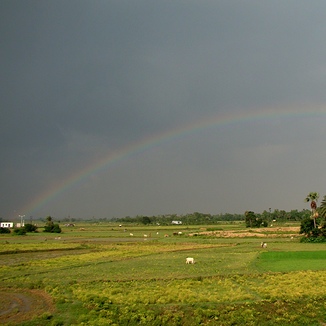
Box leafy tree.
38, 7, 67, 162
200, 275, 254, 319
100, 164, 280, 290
305, 192, 319, 228
44, 223, 62, 233
46, 215, 53, 224
245, 211, 256, 227
245, 211, 267, 228
300, 218, 315, 237
299, 198, 326, 240
319, 222, 326, 237
141, 216, 151, 225
24, 223, 38, 232
43, 216, 62, 233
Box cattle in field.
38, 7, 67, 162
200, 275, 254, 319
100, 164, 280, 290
186, 257, 195, 264
172, 231, 183, 236
261, 242, 267, 248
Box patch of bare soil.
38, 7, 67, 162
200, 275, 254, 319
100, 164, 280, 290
0, 288, 55, 324
189, 227, 300, 238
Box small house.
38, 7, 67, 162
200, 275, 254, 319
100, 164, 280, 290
0, 222, 14, 228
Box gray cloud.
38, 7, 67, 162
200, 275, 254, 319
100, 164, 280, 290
1, 1, 326, 219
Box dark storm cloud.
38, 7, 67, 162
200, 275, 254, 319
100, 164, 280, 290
1, 1, 326, 218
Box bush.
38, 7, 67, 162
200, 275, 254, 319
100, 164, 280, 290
43, 216, 62, 233
300, 218, 316, 237
44, 223, 62, 233
13, 228, 26, 235
0, 227, 10, 234
300, 217, 326, 240
300, 236, 326, 243
24, 223, 38, 232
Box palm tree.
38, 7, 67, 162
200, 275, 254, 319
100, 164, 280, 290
305, 192, 319, 228
318, 195, 326, 218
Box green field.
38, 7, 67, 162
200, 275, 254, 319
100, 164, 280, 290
1, 222, 326, 325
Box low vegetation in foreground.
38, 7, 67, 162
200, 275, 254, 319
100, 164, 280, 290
0, 222, 326, 325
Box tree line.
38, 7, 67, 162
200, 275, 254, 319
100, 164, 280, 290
112, 209, 311, 226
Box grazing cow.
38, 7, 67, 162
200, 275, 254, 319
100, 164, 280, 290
261, 242, 267, 248
186, 257, 195, 264
144, 234, 148, 237
164, 234, 169, 237
129, 233, 134, 236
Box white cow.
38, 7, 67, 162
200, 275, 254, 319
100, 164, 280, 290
261, 242, 267, 248
186, 257, 195, 264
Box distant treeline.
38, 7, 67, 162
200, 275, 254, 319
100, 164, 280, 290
12, 209, 310, 225
110, 209, 311, 225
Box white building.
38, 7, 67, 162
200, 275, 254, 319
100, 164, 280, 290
1, 222, 14, 228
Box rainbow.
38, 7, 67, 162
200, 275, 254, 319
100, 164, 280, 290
20, 105, 326, 216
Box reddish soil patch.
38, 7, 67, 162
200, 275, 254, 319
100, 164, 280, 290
0, 288, 55, 324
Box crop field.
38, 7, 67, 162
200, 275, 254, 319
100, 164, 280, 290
1, 222, 326, 325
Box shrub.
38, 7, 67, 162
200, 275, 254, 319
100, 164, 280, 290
43, 215, 62, 233
52, 224, 62, 233
300, 218, 316, 237
300, 236, 326, 243
24, 223, 38, 232
0, 227, 10, 234
12, 228, 26, 235
44, 223, 62, 233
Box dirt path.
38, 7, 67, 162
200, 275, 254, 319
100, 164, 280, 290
0, 289, 55, 324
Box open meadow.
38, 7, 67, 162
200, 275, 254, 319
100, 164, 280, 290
1, 221, 326, 325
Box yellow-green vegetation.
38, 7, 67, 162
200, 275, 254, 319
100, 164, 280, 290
0, 222, 326, 325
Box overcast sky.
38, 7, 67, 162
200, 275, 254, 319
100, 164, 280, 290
1, 1, 326, 220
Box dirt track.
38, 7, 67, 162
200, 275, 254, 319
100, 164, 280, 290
0, 289, 55, 324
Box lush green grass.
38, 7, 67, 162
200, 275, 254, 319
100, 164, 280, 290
1, 222, 326, 325
255, 250, 326, 272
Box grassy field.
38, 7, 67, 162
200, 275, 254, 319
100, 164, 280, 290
0, 222, 326, 325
